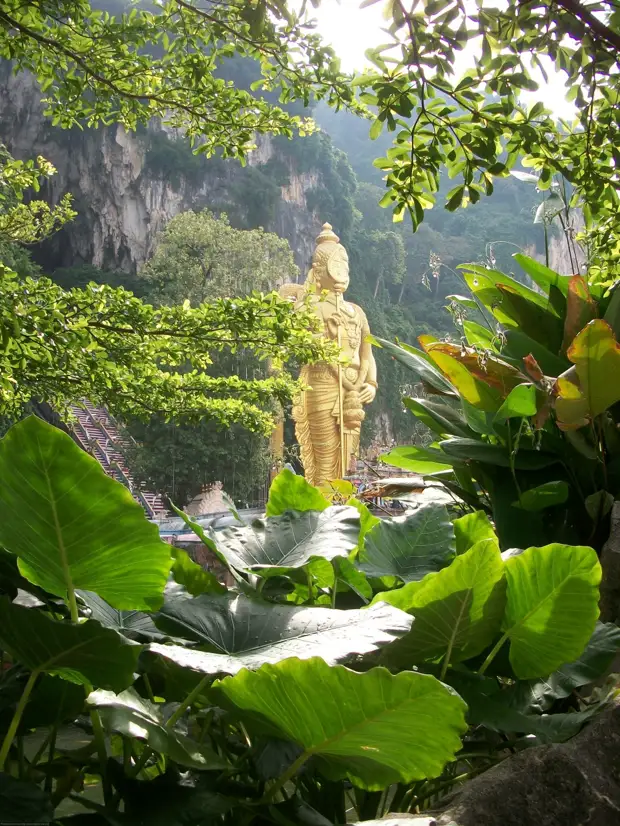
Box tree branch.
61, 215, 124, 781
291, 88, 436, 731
550, 0, 620, 52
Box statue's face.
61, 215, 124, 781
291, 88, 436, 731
317, 245, 349, 294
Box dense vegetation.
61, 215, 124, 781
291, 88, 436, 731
0, 422, 616, 824
379, 254, 620, 555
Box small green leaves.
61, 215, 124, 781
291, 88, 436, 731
213, 658, 468, 790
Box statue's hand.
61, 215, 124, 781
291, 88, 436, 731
359, 383, 377, 404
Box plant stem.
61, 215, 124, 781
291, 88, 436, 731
143, 673, 156, 703
260, 751, 309, 804
331, 577, 338, 609
478, 632, 509, 676
89, 708, 112, 807
440, 630, 457, 682
44, 727, 57, 794
127, 744, 153, 779
27, 728, 53, 779
166, 675, 210, 730
0, 670, 38, 771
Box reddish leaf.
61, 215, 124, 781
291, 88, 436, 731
562, 275, 597, 354
523, 354, 544, 382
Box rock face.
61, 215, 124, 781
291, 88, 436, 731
408, 701, 620, 826
0, 65, 322, 273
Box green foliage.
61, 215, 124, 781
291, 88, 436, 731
124, 414, 273, 507
0, 265, 334, 431
380, 256, 620, 551
122, 210, 304, 504
214, 658, 468, 791
0, 419, 614, 820
0, 1, 357, 158
140, 209, 298, 305
356, 0, 620, 276
0, 416, 171, 613
265, 467, 330, 516
0, 146, 76, 244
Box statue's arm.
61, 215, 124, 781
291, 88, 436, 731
359, 311, 378, 403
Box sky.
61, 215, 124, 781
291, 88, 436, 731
310, 0, 576, 120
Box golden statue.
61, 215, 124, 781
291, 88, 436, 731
289, 223, 378, 486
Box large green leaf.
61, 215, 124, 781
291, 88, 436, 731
0, 598, 140, 691
515, 481, 569, 512
0, 417, 171, 611
150, 593, 411, 675
421, 345, 503, 412
374, 539, 506, 666
170, 548, 225, 597
373, 337, 456, 396
453, 510, 496, 555
359, 503, 455, 582
403, 397, 473, 438
212, 658, 467, 790
463, 320, 502, 352
460, 263, 552, 309
555, 320, 620, 428
86, 688, 227, 771
380, 444, 455, 474
78, 590, 163, 641
462, 267, 563, 345
513, 253, 571, 297
439, 438, 559, 470
266, 469, 330, 516
503, 329, 569, 377
501, 544, 601, 678
209, 506, 360, 577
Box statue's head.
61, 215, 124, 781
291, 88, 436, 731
308, 223, 349, 294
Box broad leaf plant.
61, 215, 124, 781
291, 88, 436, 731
0, 420, 616, 824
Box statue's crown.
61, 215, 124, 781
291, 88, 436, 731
315, 222, 340, 246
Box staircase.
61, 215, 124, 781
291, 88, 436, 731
69, 402, 168, 519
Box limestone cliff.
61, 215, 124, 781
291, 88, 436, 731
0, 64, 323, 274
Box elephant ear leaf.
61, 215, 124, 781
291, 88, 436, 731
359, 503, 455, 582
0, 416, 171, 611
150, 592, 412, 675
210, 506, 360, 577
374, 538, 506, 668
495, 544, 601, 679
212, 657, 467, 790
0, 597, 140, 691
266, 468, 330, 516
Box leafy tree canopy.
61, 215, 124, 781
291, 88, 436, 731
0, 0, 357, 157
0, 151, 334, 431
359, 0, 620, 281
140, 209, 299, 304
